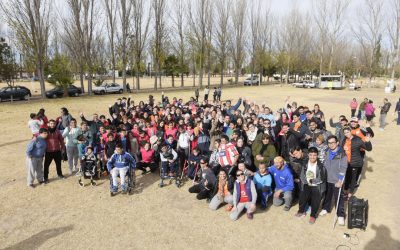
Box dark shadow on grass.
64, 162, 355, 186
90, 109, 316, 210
0, 139, 30, 148
364, 224, 400, 250
2, 225, 74, 250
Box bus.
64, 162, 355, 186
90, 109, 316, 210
319, 75, 345, 89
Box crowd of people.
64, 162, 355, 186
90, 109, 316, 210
26, 90, 399, 224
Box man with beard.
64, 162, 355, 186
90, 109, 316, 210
44, 120, 66, 182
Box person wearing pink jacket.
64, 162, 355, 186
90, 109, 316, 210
350, 98, 358, 117
364, 100, 375, 124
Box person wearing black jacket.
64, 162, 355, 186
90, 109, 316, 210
295, 147, 327, 225
342, 127, 372, 195
209, 169, 234, 211
188, 158, 216, 200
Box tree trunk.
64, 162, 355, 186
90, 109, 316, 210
79, 70, 85, 93
136, 73, 140, 90
38, 65, 46, 99
181, 73, 184, 87
220, 68, 224, 88
172, 74, 175, 87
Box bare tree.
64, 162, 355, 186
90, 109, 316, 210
104, 0, 118, 84
119, 0, 132, 91
352, 0, 384, 86
230, 0, 247, 84
131, 0, 150, 90
248, 0, 262, 82
214, 0, 231, 87
188, 0, 210, 88
388, 0, 400, 80
205, 1, 213, 87
171, 0, 187, 87
1, 0, 52, 98
152, 0, 167, 90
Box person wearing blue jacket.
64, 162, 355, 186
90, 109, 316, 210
107, 144, 136, 194
253, 162, 272, 209
269, 156, 294, 211
26, 128, 48, 188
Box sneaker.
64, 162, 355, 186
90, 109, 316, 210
306, 206, 311, 214
111, 186, 118, 193
283, 206, 290, 211
38, 181, 45, 185
121, 184, 127, 193
58, 175, 66, 179
295, 212, 306, 218
379, 128, 384, 131
319, 209, 328, 217
309, 217, 316, 225
247, 213, 253, 220
28, 184, 35, 188
338, 216, 345, 226
43, 180, 49, 184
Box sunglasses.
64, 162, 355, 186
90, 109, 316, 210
200, 162, 206, 164
236, 173, 244, 177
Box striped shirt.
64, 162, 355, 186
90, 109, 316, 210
218, 143, 239, 167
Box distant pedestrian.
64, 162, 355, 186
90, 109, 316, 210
350, 98, 358, 118
195, 88, 199, 102
126, 83, 131, 93
204, 86, 209, 101
379, 98, 391, 130
26, 128, 48, 188
394, 98, 400, 125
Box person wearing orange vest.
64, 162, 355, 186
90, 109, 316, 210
342, 127, 372, 197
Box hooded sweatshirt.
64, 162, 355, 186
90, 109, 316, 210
107, 151, 136, 171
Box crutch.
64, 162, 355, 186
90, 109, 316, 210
332, 172, 346, 229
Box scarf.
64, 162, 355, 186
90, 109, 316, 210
218, 178, 227, 196
329, 146, 341, 160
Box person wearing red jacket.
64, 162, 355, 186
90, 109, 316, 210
44, 119, 66, 182
136, 142, 157, 174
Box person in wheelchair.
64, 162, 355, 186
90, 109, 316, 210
107, 144, 136, 194
79, 145, 97, 186
160, 143, 178, 178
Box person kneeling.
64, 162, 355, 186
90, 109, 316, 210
269, 156, 294, 211
253, 163, 272, 209
188, 158, 216, 200
107, 144, 136, 194
230, 170, 257, 221
209, 169, 234, 211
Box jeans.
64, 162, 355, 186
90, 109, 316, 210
322, 182, 345, 217
161, 161, 178, 176
344, 166, 362, 193
379, 114, 387, 128
188, 184, 210, 200
256, 188, 271, 208
66, 146, 79, 171
273, 191, 293, 208
230, 202, 256, 221
26, 157, 44, 185
351, 109, 356, 118
298, 185, 322, 218
44, 151, 63, 179
209, 194, 233, 210
111, 167, 129, 187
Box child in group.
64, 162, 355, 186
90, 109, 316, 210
77, 135, 87, 175
137, 141, 157, 174
187, 148, 201, 180
160, 143, 178, 177
253, 162, 272, 209
105, 133, 117, 162
107, 144, 136, 194
28, 113, 44, 138
79, 145, 97, 186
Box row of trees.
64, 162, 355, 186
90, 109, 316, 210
1, 0, 400, 97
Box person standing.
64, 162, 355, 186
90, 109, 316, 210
395, 98, 400, 125
62, 118, 80, 174
357, 98, 368, 120
44, 120, 66, 182
379, 98, 391, 131
350, 98, 358, 118
26, 128, 48, 188
204, 86, 209, 101
319, 135, 348, 226
295, 147, 327, 225
217, 87, 222, 101
195, 88, 199, 102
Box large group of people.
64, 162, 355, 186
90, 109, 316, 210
26, 89, 398, 225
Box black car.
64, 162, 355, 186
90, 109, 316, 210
0, 86, 31, 102
45, 85, 82, 98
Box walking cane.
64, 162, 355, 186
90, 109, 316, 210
332, 172, 346, 230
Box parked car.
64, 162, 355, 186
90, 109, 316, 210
93, 83, 123, 95
348, 83, 361, 91
292, 81, 306, 88
293, 81, 316, 88
0, 86, 31, 102
45, 85, 82, 98
243, 76, 260, 86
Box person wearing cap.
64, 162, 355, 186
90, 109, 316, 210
295, 147, 327, 225
230, 169, 257, 220
26, 128, 48, 188
342, 127, 372, 196
349, 117, 374, 142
